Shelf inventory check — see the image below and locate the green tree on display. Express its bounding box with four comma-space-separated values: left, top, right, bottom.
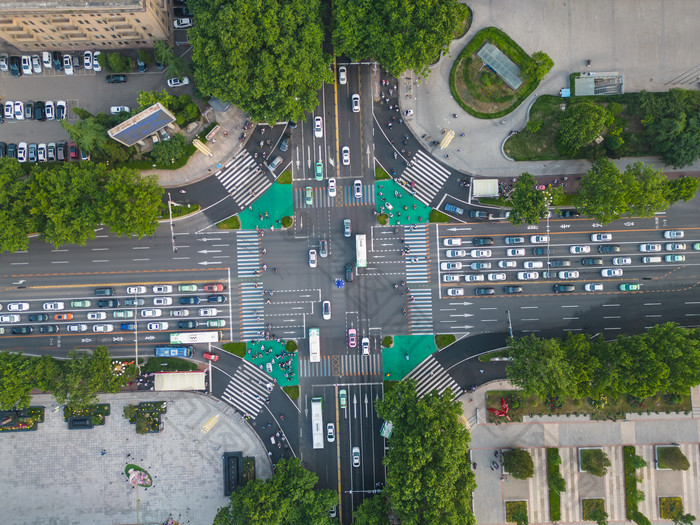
333, 0, 469, 78
590, 507, 609, 525
505, 335, 575, 399
150, 133, 188, 165
60, 116, 110, 156
611, 334, 668, 399
106, 52, 133, 73
624, 162, 670, 218
51, 347, 117, 409
574, 158, 630, 224
508, 173, 548, 225
674, 513, 696, 525
627, 452, 648, 471
645, 323, 700, 395
375, 379, 476, 525
353, 493, 390, 525
0, 158, 32, 253
0, 352, 36, 410
100, 169, 163, 238
503, 449, 534, 480
581, 449, 611, 477
189, 0, 333, 122
523, 51, 554, 81
213, 457, 337, 525
137, 89, 178, 111
665, 176, 699, 204
137, 49, 153, 65
154, 40, 188, 79
557, 102, 609, 157
560, 333, 598, 399
511, 505, 528, 525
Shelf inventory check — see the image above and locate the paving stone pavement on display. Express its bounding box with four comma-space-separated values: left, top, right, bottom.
0, 392, 272, 525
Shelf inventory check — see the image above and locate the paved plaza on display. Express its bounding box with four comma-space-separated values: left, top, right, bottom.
0, 392, 272, 525
463, 381, 700, 524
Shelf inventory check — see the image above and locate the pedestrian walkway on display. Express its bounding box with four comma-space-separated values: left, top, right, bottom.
404, 224, 430, 283
376, 179, 432, 226
407, 288, 433, 335
220, 362, 275, 418
216, 150, 274, 209
396, 150, 452, 205
298, 354, 382, 377
293, 183, 375, 208
235, 230, 261, 278
405, 354, 461, 399
238, 282, 265, 341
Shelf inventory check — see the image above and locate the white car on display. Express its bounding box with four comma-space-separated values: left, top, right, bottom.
342, 146, 350, 166
487, 273, 507, 281
464, 274, 485, 282
63, 54, 73, 75
110, 106, 130, 114
440, 262, 462, 271
639, 244, 661, 252
558, 270, 579, 279
126, 286, 147, 294
353, 179, 362, 199
45, 101, 55, 120
612, 257, 632, 265
470, 249, 491, 258
322, 300, 331, 320
338, 66, 347, 85
93, 324, 114, 333
14, 101, 24, 120
153, 297, 173, 306
444, 238, 462, 247
309, 249, 318, 268
43, 302, 65, 311
506, 248, 525, 257
140, 308, 162, 318
147, 322, 169, 331
569, 245, 590, 254
352, 447, 361, 467
42, 51, 51, 69
93, 51, 102, 72
199, 308, 218, 317
327, 422, 336, 442
7, 303, 30, 311
446, 288, 465, 296
665, 243, 686, 251
173, 17, 193, 29
38, 144, 47, 162
83, 50, 93, 70
31, 54, 41, 74
523, 261, 543, 269
584, 283, 604, 292
530, 235, 549, 244
361, 337, 370, 355
170, 309, 190, 317
67, 324, 89, 332
153, 285, 172, 293
443, 274, 461, 283
87, 312, 107, 321
590, 233, 612, 242
498, 260, 517, 269
601, 268, 623, 277
517, 271, 539, 280
328, 178, 336, 197
314, 116, 323, 138
445, 249, 466, 258
4, 101, 13, 120
0, 315, 20, 323
664, 230, 684, 239
167, 76, 190, 88
351, 93, 360, 113
21, 55, 32, 75
17, 142, 28, 163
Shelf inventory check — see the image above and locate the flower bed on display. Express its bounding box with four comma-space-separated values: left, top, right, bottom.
582, 499, 606, 520
125, 464, 153, 487
123, 401, 166, 434
0, 406, 44, 432
64, 403, 110, 426
659, 497, 683, 519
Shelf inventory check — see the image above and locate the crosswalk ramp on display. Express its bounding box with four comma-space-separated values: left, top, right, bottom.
406, 355, 462, 399
236, 230, 261, 278
294, 183, 375, 208
216, 150, 273, 208
298, 354, 382, 377
404, 224, 430, 283
220, 363, 275, 418
408, 288, 433, 335
397, 150, 452, 205
239, 282, 265, 341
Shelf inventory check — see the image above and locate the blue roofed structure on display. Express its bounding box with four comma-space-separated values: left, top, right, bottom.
107, 102, 177, 147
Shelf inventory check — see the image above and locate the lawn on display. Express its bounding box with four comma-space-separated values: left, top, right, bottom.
505, 501, 527, 523
659, 497, 683, 519
582, 499, 605, 520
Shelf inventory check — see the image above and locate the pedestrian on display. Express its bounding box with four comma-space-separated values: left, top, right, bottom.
101, 449, 106, 456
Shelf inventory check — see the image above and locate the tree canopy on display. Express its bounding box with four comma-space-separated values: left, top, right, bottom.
557, 102, 609, 157
333, 0, 469, 77
375, 379, 476, 525
0, 159, 33, 252
213, 457, 337, 525
508, 173, 548, 225
503, 449, 534, 480
189, 0, 332, 122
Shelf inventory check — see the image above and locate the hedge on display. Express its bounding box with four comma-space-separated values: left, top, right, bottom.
546, 449, 564, 521
624, 446, 651, 525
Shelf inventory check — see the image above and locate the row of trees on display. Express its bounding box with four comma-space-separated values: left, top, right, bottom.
0, 348, 137, 410
505, 323, 700, 402
0, 159, 163, 252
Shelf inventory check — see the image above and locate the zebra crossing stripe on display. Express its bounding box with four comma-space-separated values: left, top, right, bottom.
216, 150, 273, 208
407, 355, 462, 399
298, 354, 381, 377
408, 288, 433, 334
398, 150, 452, 204
405, 224, 430, 284
295, 184, 376, 209
220, 364, 274, 416
236, 231, 260, 278
239, 283, 265, 341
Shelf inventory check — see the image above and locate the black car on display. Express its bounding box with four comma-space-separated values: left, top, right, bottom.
207, 295, 226, 303
179, 296, 200, 305
106, 74, 127, 84
345, 263, 354, 282
29, 314, 49, 322
473, 237, 494, 246
7, 143, 17, 159
581, 257, 603, 266
136, 58, 147, 73
178, 320, 199, 329
39, 325, 60, 333
34, 101, 45, 121
98, 299, 120, 308
474, 287, 495, 296
124, 298, 145, 306
0, 142, 5, 158
504, 286, 522, 294
9, 56, 21, 77
288, 120, 297, 129
279, 134, 290, 152
560, 209, 580, 218
52, 51, 63, 71
25, 101, 34, 120
469, 210, 489, 219
548, 259, 571, 268
598, 244, 621, 254
532, 247, 551, 256
554, 284, 576, 293
12, 326, 33, 334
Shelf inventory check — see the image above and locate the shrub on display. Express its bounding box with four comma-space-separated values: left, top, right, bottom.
503, 449, 534, 480
547, 449, 565, 520
222, 342, 246, 358
435, 334, 455, 349
137, 49, 154, 65
281, 216, 293, 228
581, 449, 611, 477
624, 446, 651, 525
505, 501, 528, 525
150, 133, 188, 165
657, 446, 690, 471
582, 499, 608, 525
285, 340, 298, 352
659, 497, 683, 520
106, 52, 133, 73
382, 336, 394, 348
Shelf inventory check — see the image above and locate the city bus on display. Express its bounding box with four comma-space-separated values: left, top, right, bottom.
308, 328, 320, 363
154, 345, 194, 357
311, 397, 324, 449
170, 331, 219, 344
355, 234, 367, 268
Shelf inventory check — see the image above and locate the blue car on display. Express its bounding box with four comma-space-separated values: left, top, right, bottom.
121, 323, 136, 331
179, 296, 200, 305
445, 204, 464, 215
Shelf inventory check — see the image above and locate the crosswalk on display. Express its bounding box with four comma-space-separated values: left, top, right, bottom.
216, 150, 273, 209
220, 363, 275, 418
294, 183, 375, 208
408, 288, 434, 335
236, 230, 261, 278
239, 282, 265, 341
397, 150, 452, 205
406, 355, 462, 399
298, 354, 382, 377
404, 224, 430, 283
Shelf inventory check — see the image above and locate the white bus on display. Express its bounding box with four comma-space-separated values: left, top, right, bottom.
311, 397, 324, 449
309, 327, 320, 363
356, 234, 367, 268
170, 331, 219, 344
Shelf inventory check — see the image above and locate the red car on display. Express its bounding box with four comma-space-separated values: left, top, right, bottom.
202, 352, 219, 362
348, 328, 357, 348
69, 141, 79, 160
204, 283, 224, 292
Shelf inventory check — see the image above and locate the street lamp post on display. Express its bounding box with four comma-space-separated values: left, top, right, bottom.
167, 192, 177, 253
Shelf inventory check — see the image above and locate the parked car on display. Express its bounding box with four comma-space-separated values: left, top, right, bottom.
63, 54, 73, 75
106, 74, 127, 83
173, 17, 193, 29
167, 76, 190, 88
444, 204, 464, 215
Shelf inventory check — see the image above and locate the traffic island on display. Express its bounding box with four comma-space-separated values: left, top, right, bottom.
381, 335, 437, 380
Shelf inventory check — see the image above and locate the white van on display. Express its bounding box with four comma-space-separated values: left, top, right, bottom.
642, 256, 662, 264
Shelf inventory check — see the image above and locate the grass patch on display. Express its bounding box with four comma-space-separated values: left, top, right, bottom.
429, 210, 450, 222
435, 334, 456, 349
276, 170, 292, 184
479, 196, 512, 207
377, 213, 389, 225
505, 501, 527, 523
281, 216, 293, 228
657, 445, 690, 470
659, 497, 683, 520
382, 336, 394, 348
478, 349, 508, 362
485, 389, 691, 423
375, 167, 392, 180
142, 357, 198, 373
547, 449, 564, 521
624, 446, 651, 525
217, 215, 241, 230
383, 380, 400, 394
222, 342, 246, 358
283, 385, 299, 400
285, 340, 298, 352
582, 499, 605, 520
158, 202, 200, 219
